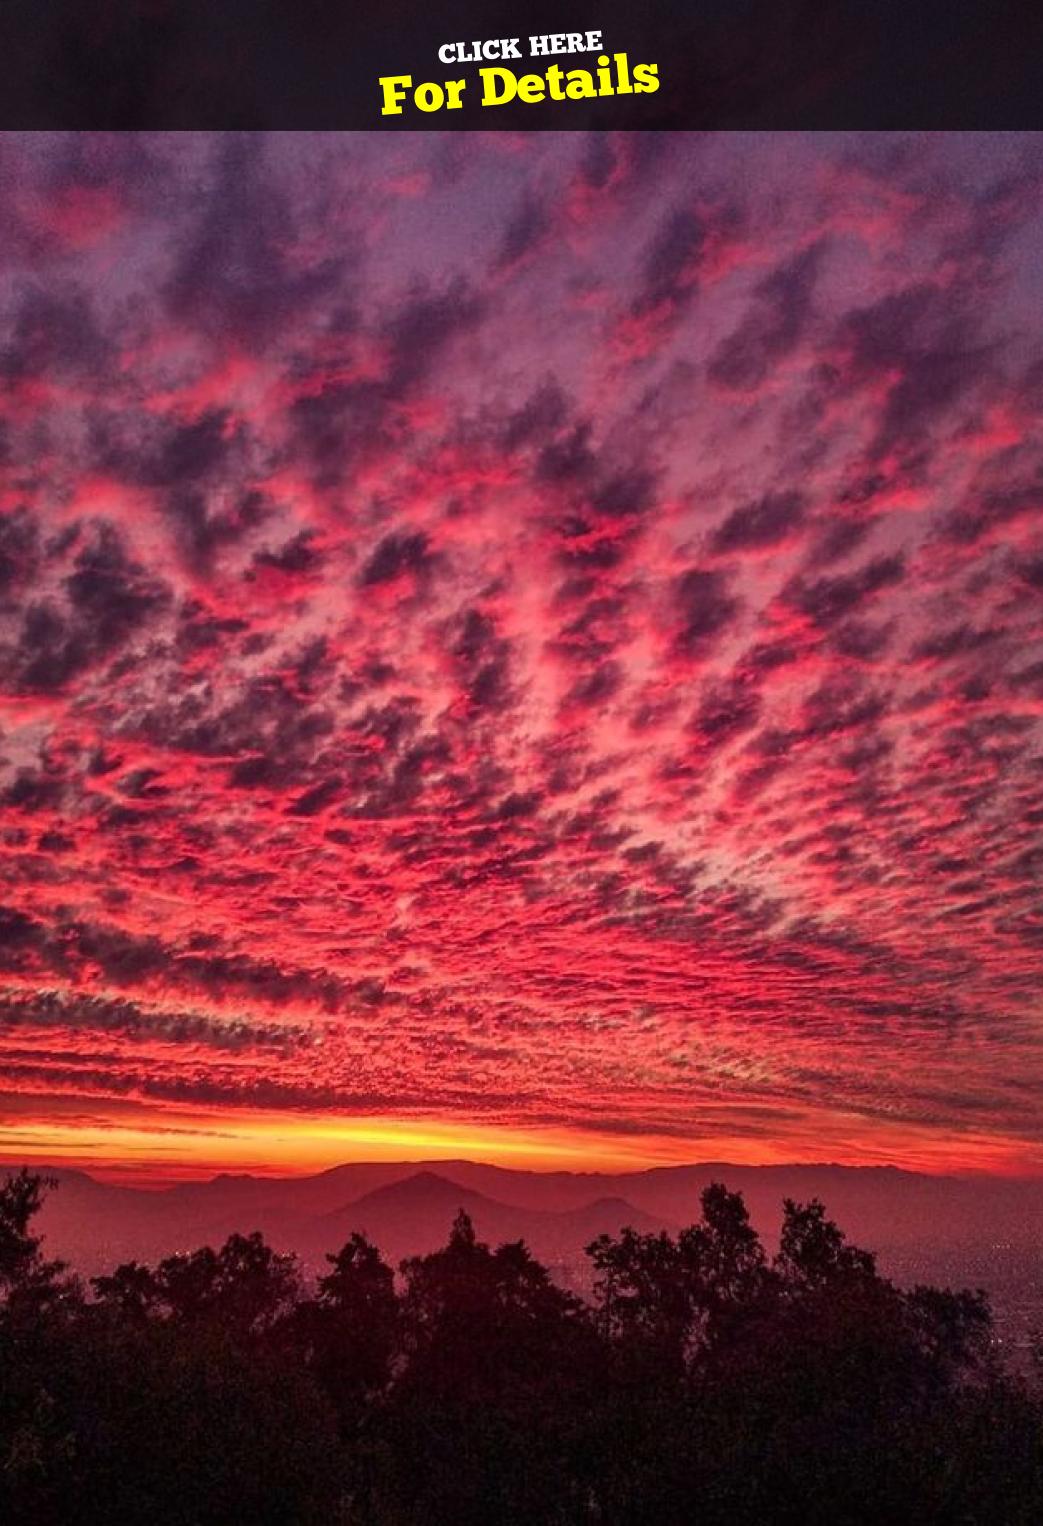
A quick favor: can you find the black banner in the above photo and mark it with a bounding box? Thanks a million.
[2,0,1042,130]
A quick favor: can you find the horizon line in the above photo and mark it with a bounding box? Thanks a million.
[6,1152,1043,1192]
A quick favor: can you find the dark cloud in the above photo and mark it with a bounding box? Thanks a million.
[708,243,821,389]
[565,661,623,708]
[912,623,1002,664]
[449,607,512,714]
[691,675,763,748]
[383,278,485,396]
[1,283,109,382]
[65,524,169,648]
[839,283,989,458]
[164,135,344,342]
[0,508,42,596]
[252,530,324,577]
[149,409,233,487]
[285,276,485,485]
[1,523,170,694]
[674,567,741,651]
[537,421,597,485]
[632,205,705,317]
[287,776,343,817]
[590,467,659,521]
[942,475,1043,545]
[829,620,895,661]
[784,553,905,630]
[502,382,569,452]
[495,194,550,271]
[359,531,434,587]
[809,517,873,566]
[711,490,806,553]
[800,678,889,741]
[0,989,310,1055]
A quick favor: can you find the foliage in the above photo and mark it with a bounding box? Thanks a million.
[1,1173,1041,1524]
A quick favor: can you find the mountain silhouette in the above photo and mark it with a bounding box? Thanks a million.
[16,1158,1043,1278]
[305,1171,669,1267]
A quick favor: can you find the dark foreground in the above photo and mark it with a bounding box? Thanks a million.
[2,1171,1042,1524]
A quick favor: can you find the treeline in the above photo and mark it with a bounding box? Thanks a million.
[2,1171,1042,1524]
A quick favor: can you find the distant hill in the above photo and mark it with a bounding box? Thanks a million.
[303,1170,669,1268]
[10,1158,1043,1278]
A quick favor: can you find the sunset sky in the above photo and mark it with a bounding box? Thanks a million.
[1,131,1042,1182]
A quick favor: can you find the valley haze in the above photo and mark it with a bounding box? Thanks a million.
[17,1156,1043,1274]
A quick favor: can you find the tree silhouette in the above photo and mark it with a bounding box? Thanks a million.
[587,1183,778,1373]
[153,1231,298,1335]
[90,1260,161,1324]
[2,1170,1042,1526]
[0,1169,69,1308]
[775,1196,877,1290]
[293,1231,398,1428]
[390,1210,603,1523]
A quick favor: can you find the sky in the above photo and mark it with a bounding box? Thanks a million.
[0,131,1042,1183]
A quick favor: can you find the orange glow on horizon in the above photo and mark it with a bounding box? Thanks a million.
[3,1104,1043,1187]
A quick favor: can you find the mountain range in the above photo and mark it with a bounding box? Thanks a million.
[9,1157,1043,1280]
